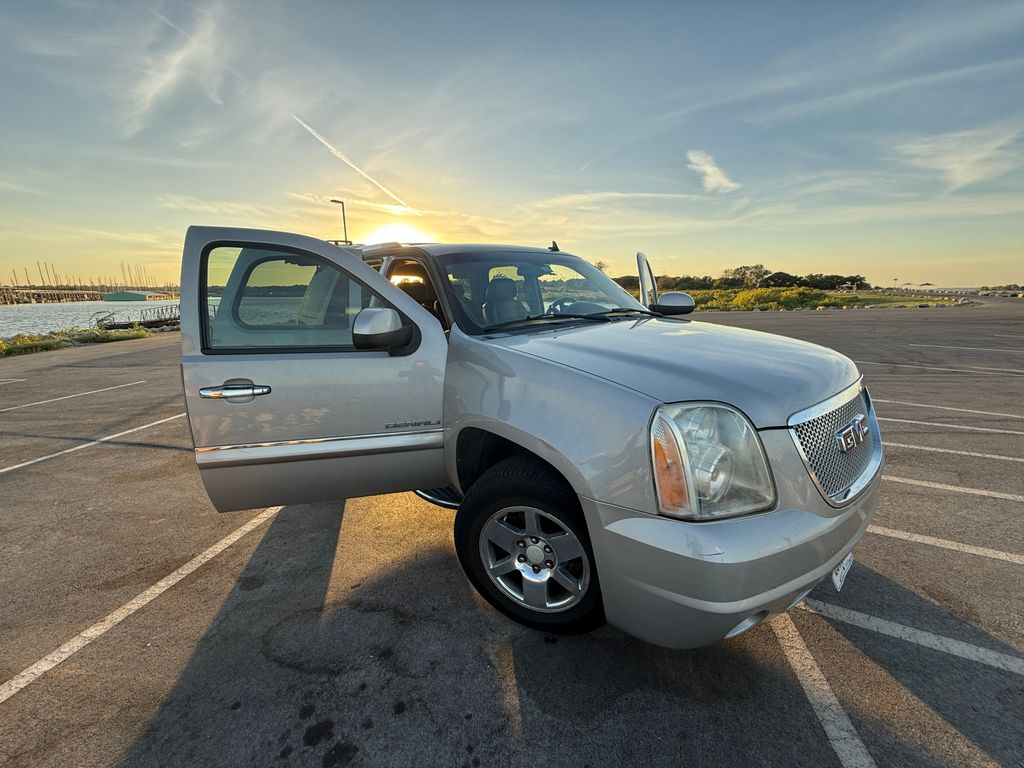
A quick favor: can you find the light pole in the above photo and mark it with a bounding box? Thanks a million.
[329,199,352,244]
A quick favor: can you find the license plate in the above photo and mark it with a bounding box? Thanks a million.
[832,553,854,592]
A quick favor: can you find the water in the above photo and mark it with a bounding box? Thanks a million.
[0,300,180,337]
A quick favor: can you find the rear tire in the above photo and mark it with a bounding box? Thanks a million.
[454,456,604,634]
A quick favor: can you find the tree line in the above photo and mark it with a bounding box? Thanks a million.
[613,264,870,291]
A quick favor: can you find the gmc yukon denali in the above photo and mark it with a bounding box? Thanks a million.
[179,226,882,648]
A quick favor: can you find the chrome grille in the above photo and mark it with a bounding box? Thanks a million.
[791,389,877,502]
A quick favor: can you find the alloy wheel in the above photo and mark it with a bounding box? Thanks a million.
[478,505,590,613]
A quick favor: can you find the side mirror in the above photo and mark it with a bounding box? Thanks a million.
[651,292,695,315]
[352,307,414,353]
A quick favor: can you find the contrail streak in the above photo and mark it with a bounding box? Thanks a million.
[291,114,418,214]
[148,9,418,215]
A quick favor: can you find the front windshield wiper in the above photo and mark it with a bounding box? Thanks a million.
[482,312,612,332]
[587,307,662,317]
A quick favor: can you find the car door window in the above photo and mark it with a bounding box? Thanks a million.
[386,259,444,325]
[203,245,382,352]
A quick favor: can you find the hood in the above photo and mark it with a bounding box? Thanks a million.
[488,317,859,428]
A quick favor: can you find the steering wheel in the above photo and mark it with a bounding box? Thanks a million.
[546,296,577,314]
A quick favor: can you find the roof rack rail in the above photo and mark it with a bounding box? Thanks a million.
[359,242,406,254]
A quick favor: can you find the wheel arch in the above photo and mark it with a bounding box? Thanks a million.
[452,423,592,501]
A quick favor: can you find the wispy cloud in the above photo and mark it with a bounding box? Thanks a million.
[126,4,228,135]
[0,219,181,250]
[158,194,282,219]
[736,192,1024,229]
[896,125,1022,190]
[752,57,1024,126]
[533,191,711,210]
[686,150,741,193]
[578,4,1024,172]
[876,2,1024,64]
[0,176,44,195]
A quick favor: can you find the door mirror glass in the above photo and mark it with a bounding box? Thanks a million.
[651,291,695,315]
[637,252,659,308]
[352,307,414,352]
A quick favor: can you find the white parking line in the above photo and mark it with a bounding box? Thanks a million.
[0,506,280,705]
[0,381,146,412]
[855,361,1024,376]
[884,475,1024,503]
[882,442,1024,463]
[966,365,1024,374]
[867,525,1024,565]
[0,378,27,385]
[877,417,1024,435]
[909,343,1024,354]
[772,615,876,768]
[804,600,1024,676]
[0,413,186,476]
[873,398,1024,420]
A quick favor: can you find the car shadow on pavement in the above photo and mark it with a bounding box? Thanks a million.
[117,501,347,768]
[114,499,1016,768]
[798,563,1024,766]
[115,498,845,768]
[0,430,191,453]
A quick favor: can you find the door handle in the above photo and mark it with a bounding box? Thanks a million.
[199,384,272,399]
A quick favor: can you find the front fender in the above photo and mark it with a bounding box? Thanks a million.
[444,329,661,513]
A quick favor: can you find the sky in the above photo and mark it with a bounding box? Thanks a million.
[1,1,1022,287]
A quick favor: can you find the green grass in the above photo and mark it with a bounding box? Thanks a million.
[683,288,960,312]
[0,326,152,357]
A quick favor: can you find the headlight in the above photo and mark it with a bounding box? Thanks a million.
[651,403,775,520]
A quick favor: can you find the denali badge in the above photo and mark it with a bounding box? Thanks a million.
[385,419,441,429]
[835,414,869,454]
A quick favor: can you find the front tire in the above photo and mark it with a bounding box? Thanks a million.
[454,456,604,634]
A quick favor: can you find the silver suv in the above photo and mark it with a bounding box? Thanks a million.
[179,226,882,648]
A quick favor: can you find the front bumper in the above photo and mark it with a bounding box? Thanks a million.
[582,430,881,649]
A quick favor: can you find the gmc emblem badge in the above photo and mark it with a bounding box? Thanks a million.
[836,414,869,454]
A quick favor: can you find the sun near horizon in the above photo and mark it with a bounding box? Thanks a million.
[362,223,438,246]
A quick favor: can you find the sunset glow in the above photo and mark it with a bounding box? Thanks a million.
[0,3,1021,286]
[362,223,437,246]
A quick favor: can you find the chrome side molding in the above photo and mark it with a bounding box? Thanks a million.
[195,428,443,468]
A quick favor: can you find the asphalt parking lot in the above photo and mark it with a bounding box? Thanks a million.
[1,299,1022,768]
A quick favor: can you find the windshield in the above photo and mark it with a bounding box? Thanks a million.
[435,249,646,334]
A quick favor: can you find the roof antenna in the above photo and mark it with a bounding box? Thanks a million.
[549,240,559,252]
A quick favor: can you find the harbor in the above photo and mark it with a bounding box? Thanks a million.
[0,287,106,304]
[2,259,177,305]
[0,285,179,305]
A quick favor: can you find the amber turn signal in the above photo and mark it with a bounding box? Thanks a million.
[651,415,693,516]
